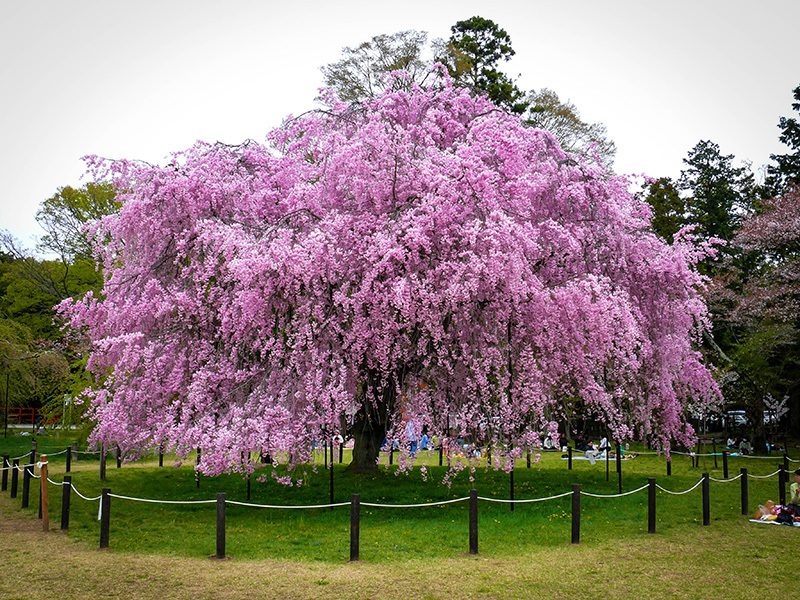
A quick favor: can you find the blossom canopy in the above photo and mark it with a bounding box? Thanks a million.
[61,78,720,475]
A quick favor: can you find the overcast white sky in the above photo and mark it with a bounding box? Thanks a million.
[1,0,797,248]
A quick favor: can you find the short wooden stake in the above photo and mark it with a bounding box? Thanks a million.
[509,469,515,512]
[702,473,710,526]
[21,464,32,508]
[40,455,49,531]
[648,477,656,534]
[469,489,478,554]
[99,488,111,549]
[1,454,8,491]
[571,484,581,544]
[99,445,106,481]
[349,494,360,561]
[740,468,748,516]
[216,493,226,559]
[61,475,72,530]
[10,459,19,498]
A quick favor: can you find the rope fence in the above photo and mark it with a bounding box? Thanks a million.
[1,445,796,560]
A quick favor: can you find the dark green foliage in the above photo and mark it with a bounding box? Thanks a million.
[766,84,800,194]
[644,177,685,243]
[446,16,528,114]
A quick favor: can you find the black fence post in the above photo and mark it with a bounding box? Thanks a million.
[30,441,36,466]
[722,450,728,479]
[712,439,718,469]
[1,454,8,491]
[99,488,111,549]
[10,459,19,498]
[350,493,360,562]
[571,484,581,544]
[116,445,121,469]
[330,459,335,511]
[784,453,790,474]
[616,443,622,494]
[99,445,106,482]
[438,445,443,467]
[510,469,515,513]
[567,447,573,470]
[648,477,656,534]
[527,450,531,469]
[339,442,343,464]
[779,465,787,506]
[21,464,32,508]
[469,489,478,555]
[216,493,226,559]
[159,444,164,467]
[740,468,749,516]
[61,475,72,530]
[195,448,201,489]
[702,473,710,526]
[65,446,72,473]
[389,446,394,465]
[666,458,672,476]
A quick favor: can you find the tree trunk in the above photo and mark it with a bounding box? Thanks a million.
[349,419,386,473]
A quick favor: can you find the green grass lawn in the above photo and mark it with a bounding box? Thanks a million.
[1,433,793,563]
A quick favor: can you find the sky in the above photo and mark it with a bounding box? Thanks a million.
[1,0,798,249]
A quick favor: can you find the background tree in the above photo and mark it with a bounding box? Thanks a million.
[524,88,616,167]
[678,140,756,245]
[643,177,685,244]
[320,30,439,103]
[445,16,528,114]
[766,84,800,194]
[61,79,719,477]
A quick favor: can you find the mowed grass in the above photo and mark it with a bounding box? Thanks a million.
[0,435,797,599]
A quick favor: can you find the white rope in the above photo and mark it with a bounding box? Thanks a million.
[788,456,799,463]
[69,483,101,502]
[480,491,574,504]
[47,478,65,486]
[656,478,705,495]
[748,469,781,479]
[581,484,649,498]
[362,497,469,508]
[709,473,743,483]
[108,493,216,505]
[228,500,350,509]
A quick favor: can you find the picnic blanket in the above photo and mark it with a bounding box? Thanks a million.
[749,519,800,527]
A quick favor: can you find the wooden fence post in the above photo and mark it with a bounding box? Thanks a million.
[350,494,360,562]
[61,475,72,530]
[702,473,710,526]
[100,445,106,481]
[509,469,515,512]
[571,484,581,544]
[648,477,656,534]
[99,488,111,549]
[21,463,32,508]
[216,493,226,559]
[469,489,478,555]
[40,455,49,531]
[1,454,8,491]
[10,459,19,498]
[740,468,748,516]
